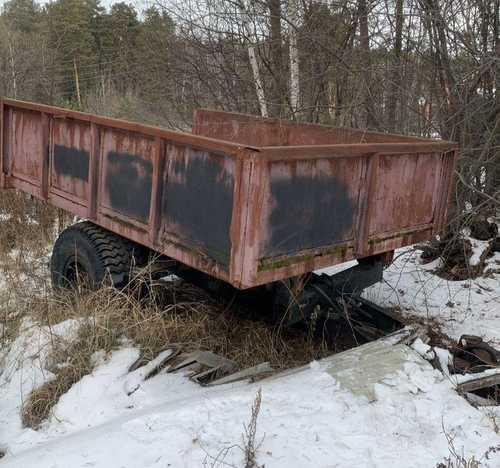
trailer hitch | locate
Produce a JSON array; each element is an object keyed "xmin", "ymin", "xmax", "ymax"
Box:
[{"xmin": 273, "ymin": 256, "xmax": 402, "ymax": 338}]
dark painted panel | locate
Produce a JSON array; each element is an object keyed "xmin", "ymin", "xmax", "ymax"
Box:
[
  {"xmin": 105, "ymin": 151, "xmax": 152, "ymax": 223},
  {"xmin": 264, "ymin": 175, "xmax": 355, "ymax": 257},
  {"xmin": 164, "ymin": 154, "xmax": 234, "ymax": 266},
  {"xmin": 53, "ymin": 144, "xmax": 89, "ymax": 181}
]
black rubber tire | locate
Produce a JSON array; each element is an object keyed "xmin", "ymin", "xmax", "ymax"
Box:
[{"xmin": 50, "ymin": 221, "xmax": 139, "ymax": 291}]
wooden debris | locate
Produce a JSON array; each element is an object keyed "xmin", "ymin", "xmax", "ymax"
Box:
[
  {"xmin": 209, "ymin": 362, "xmax": 274, "ymax": 386},
  {"xmin": 456, "ymin": 368, "xmax": 500, "ymax": 394}
]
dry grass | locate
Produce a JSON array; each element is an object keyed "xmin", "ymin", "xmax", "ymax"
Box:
[
  {"xmin": 0, "ymin": 191, "xmax": 67, "ymax": 257},
  {"xmin": 242, "ymin": 389, "xmax": 263, "ymax": 468},
  {"xmin": 41, "ymin": 277, "xmax": 332, "ymax": 369},
  {"xmin": 20, "ymin": 277, "xmax": 333, "ymax": 429},
  {"xmin": 437, "ymin": 456, "xmax": 481, "ymax": 468},
  {"xmin": 201, "ymin": 388, "xmax": 265, "ymax": 468},
  {"xmin": 437, "ymin": 423, "xmax": 485, "ymax": 468},
  {"xmin": 0, "ymin": 192, "xmax": 335, "ymax": 430},
  {"xmin": 0, "ymin": 192, "xmax": 61, "ymax": 351}
]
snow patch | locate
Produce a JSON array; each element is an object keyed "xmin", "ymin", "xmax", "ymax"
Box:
[
  {"xmin": 366, "ymin": 247, "xmax": 500, "ymax": 344},
  {"xmin": 0, "ymin": 318, "xmax": 80, "ymax": 456},
  {"xmin": 469, "ymin": 238, "xmax": 491, "ymax": 267},
  {"xmin": 1, "ymin": 344, "xmax": 499, "ymax": 467}
]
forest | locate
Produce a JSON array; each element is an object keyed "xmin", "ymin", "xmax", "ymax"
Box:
[{"xmin": 0, "ymin": 0, "xmax": 498, "ymax": 221}]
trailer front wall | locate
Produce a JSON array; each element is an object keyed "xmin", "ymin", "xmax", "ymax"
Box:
[{"xmin": 193, "ymin": 109, "xmax": 429, "ymax": 146}]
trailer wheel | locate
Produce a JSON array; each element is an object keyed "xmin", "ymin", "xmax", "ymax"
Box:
[{"xmin": 50, "ymin": 221, "xmax": 140, "ymax": 291}]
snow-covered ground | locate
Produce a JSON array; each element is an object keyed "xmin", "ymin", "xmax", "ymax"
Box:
[
  {"xmin": 366, "ymin": 247, "xmax": 500, "ymax": 344},
  {"xmin": 1, "ymin": 247, "xmax": 500, "ymax": 467}
]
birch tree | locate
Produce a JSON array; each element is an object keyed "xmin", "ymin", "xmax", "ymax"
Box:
[
  {"xmin": 287, "ymin": 0, "xmax": 300, "ymax": 117},
  {"xmin": 238, "ymin": 0, "xmax": 268, "ymax": 117}
]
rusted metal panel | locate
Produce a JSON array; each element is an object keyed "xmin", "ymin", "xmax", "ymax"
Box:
[
  {"xmin": 40, "ymin": 113, "xmax": 50, "ymax": 200},
  {"xmin": 258, "ymin": 157, "xmax": 363, "ymax": 257},
  {"xmin": 0, "ymin": 98, "xmax": 458, "ymax": 290},
  {"xmin": 367, "ymin": 153, "xmax": 442, "ymax": 235},
  {"xmin": 229, "ymin": 154, "xmax": 255, "ymax": 287},
  {"xmin": 4, "ymin": 98, "xmax": 247, "ymax": 157},
  {"xmin": 10, "ymin": 109, "xmax": 44, "ymax": 185},
  {"xmin": 88, "ymin": 122, "xmax": 100, "ymax": 220},
  {"xmin": 0, "ymin": 100, "xmax": 5, "ymax": 188},
  {"xmin": 100, "ymin": 128, "xmax": 154, "ymax": 224},
  {"xmin": 193, "ymin": 108, "xmax": 444, "ymax": 146},
  {"xmin": 433, "ymin": 150, "xmax": 458, "ymax": 235},
  {"xmin": 50, "ymin": 118, "xmax": 91, "ymax": 202},
  {"xmin": 244, "ymin": 147, "xmax": 455, "ymax": 287},
  {"xmin": 160, "ymin": 144, "xmax": 236, "ymax": 268},
  {"xmin": 148, "ymin": 137, "xmax": 165, "ymax": 245},
  {"xmin": 355, "ymin": 153, "xmax": 380, "ymax": 256}
]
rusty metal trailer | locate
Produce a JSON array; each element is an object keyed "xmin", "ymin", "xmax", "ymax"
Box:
[{"xmin": 0, "ymin": 99, "xmax": 457, "ymax": 308}]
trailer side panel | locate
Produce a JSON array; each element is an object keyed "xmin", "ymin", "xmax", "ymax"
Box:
[{"xmin": 0, "ymin": 100, "xmax": 246, "ymax": 285}]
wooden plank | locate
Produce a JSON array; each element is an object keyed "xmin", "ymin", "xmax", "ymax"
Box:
[
  {"xmin": 264, "ymin": 327, "xmax": 423, "ymax": 399},
  {"xmin": 456, "ymin": 369, "xmax": 500, "ymax": 393}
]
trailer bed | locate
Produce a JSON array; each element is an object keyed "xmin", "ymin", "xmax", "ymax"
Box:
[{"xmin": 0, "ymin": 99, "xmax": 457, "ymax": 288}]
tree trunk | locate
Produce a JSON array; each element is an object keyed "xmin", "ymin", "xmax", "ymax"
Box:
[
  {"xmin": 358, "ymin": 0, "xmax": 376, "ymax": 129},
  {"xmin": 268, "ymin": 0, "xmax": 286, "ymax": 117},
  {"xmin": 386, "ymin": 0, "xmax": 403, "ymax": 131},
  {"xmin": 8, "ymin": 36, "xmax": 16, "ymax": 99},
  {"xmin": 287, "ymin": 0, "xmax": 300, "ymax": 118},
  {"xmin": 239, "ymin": 0, "xmax": 269, "ymax": 117},
  {"xmin": 419, "ymin": 0, "xmax": 459, "ymax": 140},
  {"xmin": 495, "ymin": 0, "xmax": 499, "ymax": 103},
  {"xmin": 74, "ymin": 57, "xmax": 81, "ymax": 107},
  {"xmin": 248, "ymin": 45, "xmax": 268, "ymax": 117}
]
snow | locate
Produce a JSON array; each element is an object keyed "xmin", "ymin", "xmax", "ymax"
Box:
[
  {"xmin": 412, "ymin": 338, "xmax": 435, "ymax": 360},
  {"xmin": 2, "ymin": 337, "xmax": 500, "ymax": 468},
  {"xmin": 364, "ymin": 247, "xmax": 500, "ymax": 345},
  {"xmin": 1, "ymin": 246, "xmax": 500, "ymax": 467},
  {"xmin": 0, "ymin": 318, "xmax": 81, "ymax": 455},
  {"xmin": 469, "ymin": 238, "xmax": 491, "ymax": 267}
]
